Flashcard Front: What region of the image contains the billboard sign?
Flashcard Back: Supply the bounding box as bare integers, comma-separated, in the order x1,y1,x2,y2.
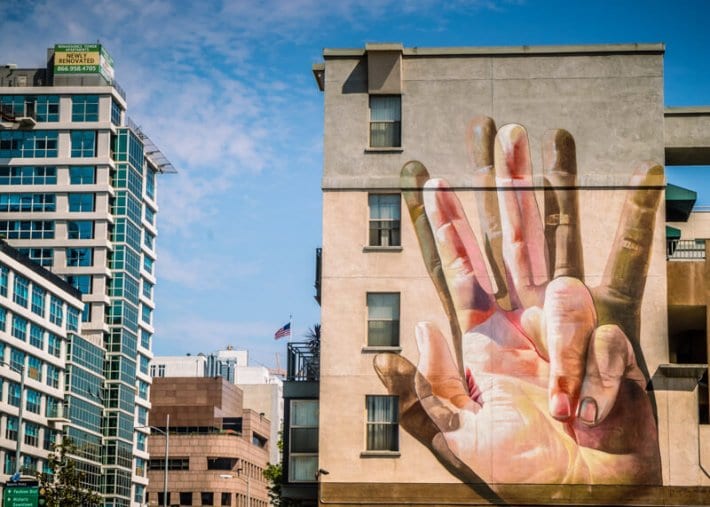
53,44,114,81
3,481,39,507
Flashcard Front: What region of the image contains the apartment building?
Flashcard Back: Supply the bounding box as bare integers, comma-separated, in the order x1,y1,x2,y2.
0,240,84,486
0,43,174,506
146,377,270,507
303,43,710,506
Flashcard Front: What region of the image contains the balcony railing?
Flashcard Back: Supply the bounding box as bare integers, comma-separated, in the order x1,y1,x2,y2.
287,342,319,382
314,247,322,304
667,239,706,260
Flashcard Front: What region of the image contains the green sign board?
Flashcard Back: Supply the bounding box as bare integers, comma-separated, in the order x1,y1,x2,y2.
53,43,114,81
3,484,38,507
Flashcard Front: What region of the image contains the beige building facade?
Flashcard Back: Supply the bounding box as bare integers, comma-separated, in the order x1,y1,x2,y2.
146,377,270,507
313,43,710,506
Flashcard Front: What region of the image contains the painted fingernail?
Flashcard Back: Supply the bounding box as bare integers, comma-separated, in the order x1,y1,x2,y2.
550,392,572,420
578,397,598,426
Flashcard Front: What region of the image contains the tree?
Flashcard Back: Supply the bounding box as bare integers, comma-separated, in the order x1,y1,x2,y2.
36,438,102,507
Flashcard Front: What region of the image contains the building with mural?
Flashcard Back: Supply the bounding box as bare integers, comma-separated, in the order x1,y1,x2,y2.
146,376,270,507
0,44,174,506
298,43,710,506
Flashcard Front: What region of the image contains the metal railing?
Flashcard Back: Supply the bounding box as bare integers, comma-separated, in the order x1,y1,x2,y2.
314,248,321,304
667,239,706,260
287,342,319,381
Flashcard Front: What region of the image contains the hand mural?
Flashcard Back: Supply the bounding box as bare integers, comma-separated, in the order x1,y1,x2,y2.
374,117,663,490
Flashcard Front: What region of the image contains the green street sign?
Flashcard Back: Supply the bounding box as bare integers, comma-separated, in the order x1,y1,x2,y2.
3,483,39,507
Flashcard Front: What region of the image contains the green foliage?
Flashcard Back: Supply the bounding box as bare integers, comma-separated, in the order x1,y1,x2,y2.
35,438,101,507
263,435,301,507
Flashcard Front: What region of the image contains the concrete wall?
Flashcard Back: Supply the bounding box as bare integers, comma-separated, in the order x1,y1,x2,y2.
318,44,710,505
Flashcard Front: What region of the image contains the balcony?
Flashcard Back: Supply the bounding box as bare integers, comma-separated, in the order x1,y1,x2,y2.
287,342,319,382
668,239,706,260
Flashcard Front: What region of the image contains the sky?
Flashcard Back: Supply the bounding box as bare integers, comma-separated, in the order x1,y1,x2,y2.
2,0,709,369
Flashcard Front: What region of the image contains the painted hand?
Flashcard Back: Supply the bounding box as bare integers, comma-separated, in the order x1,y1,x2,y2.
374,117,663,488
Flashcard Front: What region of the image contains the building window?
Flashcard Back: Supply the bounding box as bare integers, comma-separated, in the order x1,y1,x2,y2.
221,493,231,506
69,166,96,184
367,293,400,347
289,399,318,482
68,193,95,212
0,307,5,332
368,194,401,247
111,100,122,125
26,389,41,414
366,395,399,451
141,305,152,325
5,416,18,441
0,166,57,185
27,356,41,381
31,286,45,317
142,280,153,299
0,264,8,296
12,315,27,341
67,307,80,332
143,256,154,274
179,492,192,505
49,296,63,327
66,274,92,295
71,95,99,122
144,207,155,225
0,193,55,212
29,324,44,349
8,382,21,407
67,220,94,239
0,220,54,239
149,364,165,378
47,333,61,357
70,130,97,157
201,492,214,506
0,131,58,158
24,421,39,447
66,247,93,267
13,275,29,307
18,248,53,268
369,95,401,148
47,364,59,389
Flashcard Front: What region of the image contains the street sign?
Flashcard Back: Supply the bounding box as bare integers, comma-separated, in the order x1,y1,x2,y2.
3,481,39,507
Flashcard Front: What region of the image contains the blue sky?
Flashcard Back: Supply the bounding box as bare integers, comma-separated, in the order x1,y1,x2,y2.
3,0,709,368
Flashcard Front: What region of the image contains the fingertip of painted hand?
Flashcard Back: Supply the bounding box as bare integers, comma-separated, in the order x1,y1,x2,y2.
577,397,599,426
549,391,572,421
401,160,429,181
542,129,577,175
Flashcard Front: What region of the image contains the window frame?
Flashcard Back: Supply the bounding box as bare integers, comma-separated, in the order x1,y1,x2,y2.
368,194,401,248
366,292,400,348
369,95,401,148
365,395,399,453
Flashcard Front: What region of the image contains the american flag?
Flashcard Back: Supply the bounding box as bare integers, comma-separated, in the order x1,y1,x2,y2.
274,322,291,340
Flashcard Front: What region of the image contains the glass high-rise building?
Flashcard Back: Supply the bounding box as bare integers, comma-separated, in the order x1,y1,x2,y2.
0,44,174,506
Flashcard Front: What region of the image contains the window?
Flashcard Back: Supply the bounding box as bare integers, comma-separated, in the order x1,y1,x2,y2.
67,220,94,239
0,264,8,296
26,389,41,413
0,307,5,332
141,305,151,325
143,256,154,274
179,492,193,505
7,382,21,407
49,297,63,326
47,333,61,357
0,220,54,239
367,293,400,347
289,399,318,482
142,280,153,299
18,248,53,268
140,330,151,349
5,416,17,441
66,275,92,294
67,307,80,332
369,95,401,147
0,166,56,185
221,493,231,506
68,193,94,212
368,194,400,247
13,275,29,307
47,365,59,389
111,100,122,125
146,169,156,200
149,364,165,377
0,131,58,158
69,166,96,184
366,395,399,451
31,286,45,316
0,193,55,212
27,356,41,381
66,247,93,267
207,457,237,470
71,95,99,122
144,207,155,225
12,315,27,341
25,421,39,446
70,130,97,157
144,230,155,250
201,492,214,506
29,324,44,349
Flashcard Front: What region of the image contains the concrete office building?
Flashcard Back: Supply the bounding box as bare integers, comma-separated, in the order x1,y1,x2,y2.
151,349,284,465
0,240,84,488
299,43,710,506
146,377,270,507
0,44,174,506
